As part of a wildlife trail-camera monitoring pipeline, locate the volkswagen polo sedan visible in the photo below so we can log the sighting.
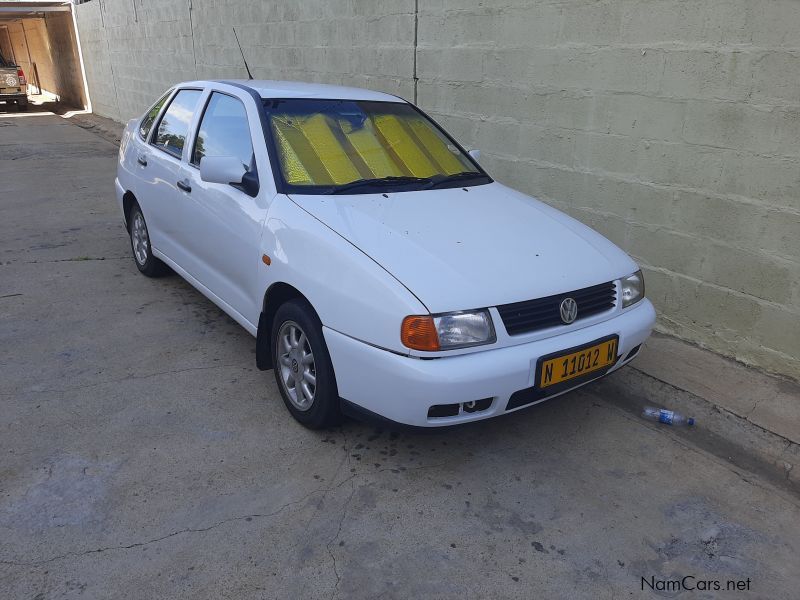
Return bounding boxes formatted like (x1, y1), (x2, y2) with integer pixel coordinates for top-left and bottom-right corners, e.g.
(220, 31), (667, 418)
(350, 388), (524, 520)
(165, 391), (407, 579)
(116, 80), (655, 429)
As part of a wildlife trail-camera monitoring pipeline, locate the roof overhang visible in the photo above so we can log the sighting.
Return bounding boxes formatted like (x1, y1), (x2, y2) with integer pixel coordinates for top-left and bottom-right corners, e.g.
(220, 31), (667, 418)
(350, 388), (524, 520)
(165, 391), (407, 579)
(0, 1), (72, 21)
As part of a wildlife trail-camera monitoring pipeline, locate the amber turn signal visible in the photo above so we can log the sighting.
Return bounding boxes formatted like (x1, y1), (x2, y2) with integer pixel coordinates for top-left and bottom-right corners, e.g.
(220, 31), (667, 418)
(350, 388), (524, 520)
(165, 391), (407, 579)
(401, 315), (440, 351)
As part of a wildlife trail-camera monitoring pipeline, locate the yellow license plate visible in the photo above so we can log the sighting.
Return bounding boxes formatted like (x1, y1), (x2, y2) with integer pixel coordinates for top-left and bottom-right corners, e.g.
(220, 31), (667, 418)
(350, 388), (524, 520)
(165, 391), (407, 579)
(538, 336), (618, 389)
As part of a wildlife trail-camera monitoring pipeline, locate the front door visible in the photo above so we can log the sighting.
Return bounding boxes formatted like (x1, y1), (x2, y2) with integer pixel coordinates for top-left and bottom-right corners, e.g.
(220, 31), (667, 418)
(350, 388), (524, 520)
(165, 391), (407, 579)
(178, 91), (267, 325)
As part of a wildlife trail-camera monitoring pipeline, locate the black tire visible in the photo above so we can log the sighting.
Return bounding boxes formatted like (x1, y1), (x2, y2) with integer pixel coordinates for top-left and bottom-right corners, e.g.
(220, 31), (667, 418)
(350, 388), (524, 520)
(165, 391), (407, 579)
(128, 203), (169, 277)
(16, 101), (27, 112)
(271, 298), (340, 429)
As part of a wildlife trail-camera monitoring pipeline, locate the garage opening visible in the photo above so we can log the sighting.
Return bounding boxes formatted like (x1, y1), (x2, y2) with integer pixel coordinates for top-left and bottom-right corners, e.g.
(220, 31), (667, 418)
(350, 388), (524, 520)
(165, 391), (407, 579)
(0, 0), (89, 112)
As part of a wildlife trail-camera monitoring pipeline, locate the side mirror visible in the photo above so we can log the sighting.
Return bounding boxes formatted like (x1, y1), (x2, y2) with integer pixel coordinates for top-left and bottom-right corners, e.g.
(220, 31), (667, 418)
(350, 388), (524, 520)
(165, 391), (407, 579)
(468, 148), (481, 161)
(199, 155), (247, 186)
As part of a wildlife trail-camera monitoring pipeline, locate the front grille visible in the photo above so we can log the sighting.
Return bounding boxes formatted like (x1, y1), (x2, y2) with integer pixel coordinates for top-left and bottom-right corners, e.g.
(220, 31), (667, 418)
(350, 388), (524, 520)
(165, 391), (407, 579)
(497, 281), (616, 336)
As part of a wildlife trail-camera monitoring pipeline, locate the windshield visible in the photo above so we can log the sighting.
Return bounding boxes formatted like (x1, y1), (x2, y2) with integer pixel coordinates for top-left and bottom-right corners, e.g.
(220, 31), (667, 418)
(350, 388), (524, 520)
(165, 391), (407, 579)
(263, 99), (489, 194)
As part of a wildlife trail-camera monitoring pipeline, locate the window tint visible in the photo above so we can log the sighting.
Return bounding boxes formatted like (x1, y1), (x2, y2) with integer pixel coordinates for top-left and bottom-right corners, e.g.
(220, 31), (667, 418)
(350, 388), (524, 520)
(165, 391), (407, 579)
(139, 91), (171, 140)
(152, 89), (202, 158)
(192, 93), (253, 167)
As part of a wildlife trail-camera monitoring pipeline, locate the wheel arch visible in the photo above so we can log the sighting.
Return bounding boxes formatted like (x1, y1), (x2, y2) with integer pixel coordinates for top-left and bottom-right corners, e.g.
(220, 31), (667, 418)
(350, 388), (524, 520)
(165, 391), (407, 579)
(122, 190), (137, 231)
(256, 282), (318, 371)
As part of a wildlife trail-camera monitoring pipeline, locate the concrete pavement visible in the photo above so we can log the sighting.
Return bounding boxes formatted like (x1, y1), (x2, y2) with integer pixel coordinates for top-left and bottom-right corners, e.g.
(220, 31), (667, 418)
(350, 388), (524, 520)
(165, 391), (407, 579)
(1, 110), (799, 599)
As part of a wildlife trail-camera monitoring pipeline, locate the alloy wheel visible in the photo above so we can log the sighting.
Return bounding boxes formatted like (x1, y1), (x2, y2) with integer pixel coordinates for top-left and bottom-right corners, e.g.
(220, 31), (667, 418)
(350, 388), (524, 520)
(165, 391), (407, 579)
(277, 320), (317, 411)
(131, 212), (149, 265)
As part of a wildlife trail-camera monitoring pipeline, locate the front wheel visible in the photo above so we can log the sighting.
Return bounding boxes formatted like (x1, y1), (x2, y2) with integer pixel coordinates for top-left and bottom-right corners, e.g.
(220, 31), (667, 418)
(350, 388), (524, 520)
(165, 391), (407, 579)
(129, 203), (168, 277)
(271, 299), (340, 429)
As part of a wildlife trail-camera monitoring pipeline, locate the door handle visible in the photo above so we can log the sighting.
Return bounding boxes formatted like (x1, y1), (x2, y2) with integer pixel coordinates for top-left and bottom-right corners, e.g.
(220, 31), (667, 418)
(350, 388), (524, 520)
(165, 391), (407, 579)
(176, 179), (192, 193)
(137, 155), (148, 167)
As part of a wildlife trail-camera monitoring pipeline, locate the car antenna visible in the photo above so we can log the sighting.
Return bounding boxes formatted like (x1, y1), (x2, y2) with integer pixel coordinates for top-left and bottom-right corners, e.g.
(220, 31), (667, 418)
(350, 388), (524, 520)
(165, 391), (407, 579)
(232, 27), (254, 80)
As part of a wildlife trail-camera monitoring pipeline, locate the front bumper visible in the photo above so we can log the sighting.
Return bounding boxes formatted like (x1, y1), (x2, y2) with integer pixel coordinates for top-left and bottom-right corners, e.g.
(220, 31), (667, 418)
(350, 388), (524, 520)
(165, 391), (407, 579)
(324, 299), (656, 427)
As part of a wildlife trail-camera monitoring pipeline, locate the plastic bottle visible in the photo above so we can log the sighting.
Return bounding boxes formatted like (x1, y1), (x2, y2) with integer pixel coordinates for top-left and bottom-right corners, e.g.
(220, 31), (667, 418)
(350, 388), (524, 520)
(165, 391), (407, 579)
(642, 407), (695, 426)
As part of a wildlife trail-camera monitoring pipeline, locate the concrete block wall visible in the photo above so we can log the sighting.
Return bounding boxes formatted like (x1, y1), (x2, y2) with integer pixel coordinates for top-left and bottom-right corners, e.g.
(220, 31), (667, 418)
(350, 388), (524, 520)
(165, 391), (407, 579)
(72, 1), (117, 118)
(75, 0), (416, 122)
(75, 0), (800, 379)
(416, 0), (800, 378)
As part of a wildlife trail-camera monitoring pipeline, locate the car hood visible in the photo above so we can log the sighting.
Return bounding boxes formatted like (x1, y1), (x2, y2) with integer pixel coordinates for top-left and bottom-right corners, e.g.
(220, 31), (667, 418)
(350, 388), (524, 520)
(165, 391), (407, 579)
(288, 182), (638, 313)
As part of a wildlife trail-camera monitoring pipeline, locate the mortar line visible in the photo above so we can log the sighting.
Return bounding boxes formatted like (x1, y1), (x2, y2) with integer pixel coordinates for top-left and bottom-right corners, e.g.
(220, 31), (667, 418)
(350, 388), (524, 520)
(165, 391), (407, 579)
(99, 0), (122, 120)
(187, 0), (198, 78)
(412, 0), (419, 104)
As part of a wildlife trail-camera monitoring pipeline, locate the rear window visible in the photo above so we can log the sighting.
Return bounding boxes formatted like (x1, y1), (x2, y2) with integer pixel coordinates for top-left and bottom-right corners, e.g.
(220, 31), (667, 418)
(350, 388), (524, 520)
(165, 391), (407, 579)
(152, 89), (202, 158)
(0, 52), (12, 68)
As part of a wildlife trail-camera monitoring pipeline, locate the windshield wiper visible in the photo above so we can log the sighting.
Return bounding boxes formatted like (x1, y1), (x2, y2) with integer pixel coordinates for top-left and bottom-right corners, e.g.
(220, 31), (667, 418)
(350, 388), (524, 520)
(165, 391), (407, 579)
(328, 176), (431, 194)
(422, 171), (489, 190)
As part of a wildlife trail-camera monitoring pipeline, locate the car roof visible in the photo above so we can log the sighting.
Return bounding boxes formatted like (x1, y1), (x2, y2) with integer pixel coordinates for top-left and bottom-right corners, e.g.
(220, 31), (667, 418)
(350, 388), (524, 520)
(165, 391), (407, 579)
(183, 79), (406, 103)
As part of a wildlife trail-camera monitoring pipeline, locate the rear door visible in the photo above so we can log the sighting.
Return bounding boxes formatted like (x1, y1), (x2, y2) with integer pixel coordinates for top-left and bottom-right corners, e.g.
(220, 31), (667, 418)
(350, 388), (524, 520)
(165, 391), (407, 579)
(139, 88), (203, 262)
(123, 89), (172, 218)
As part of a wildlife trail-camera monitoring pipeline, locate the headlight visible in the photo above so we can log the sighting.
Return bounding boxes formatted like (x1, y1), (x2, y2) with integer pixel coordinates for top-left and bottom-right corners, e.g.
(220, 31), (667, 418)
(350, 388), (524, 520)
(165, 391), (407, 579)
(620, 270), (645, 308)
(401, 309), (496, 351)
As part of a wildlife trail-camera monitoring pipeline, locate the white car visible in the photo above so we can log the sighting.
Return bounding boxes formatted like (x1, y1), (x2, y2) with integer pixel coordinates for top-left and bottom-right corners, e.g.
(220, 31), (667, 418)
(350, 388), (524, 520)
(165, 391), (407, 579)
(116, 80), (655, 429)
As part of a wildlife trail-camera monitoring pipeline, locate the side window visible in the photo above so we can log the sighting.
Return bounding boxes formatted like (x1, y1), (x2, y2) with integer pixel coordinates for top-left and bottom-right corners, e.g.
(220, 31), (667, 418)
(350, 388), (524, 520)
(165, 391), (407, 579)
(192, 92), (253, 168)
(138, 91), (171, 141)
(152, 89), (202, 158)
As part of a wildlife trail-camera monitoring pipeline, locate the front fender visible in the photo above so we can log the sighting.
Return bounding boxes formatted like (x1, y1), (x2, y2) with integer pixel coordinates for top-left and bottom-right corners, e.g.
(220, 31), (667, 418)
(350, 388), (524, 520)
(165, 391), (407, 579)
(259, 196), (427, 355)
